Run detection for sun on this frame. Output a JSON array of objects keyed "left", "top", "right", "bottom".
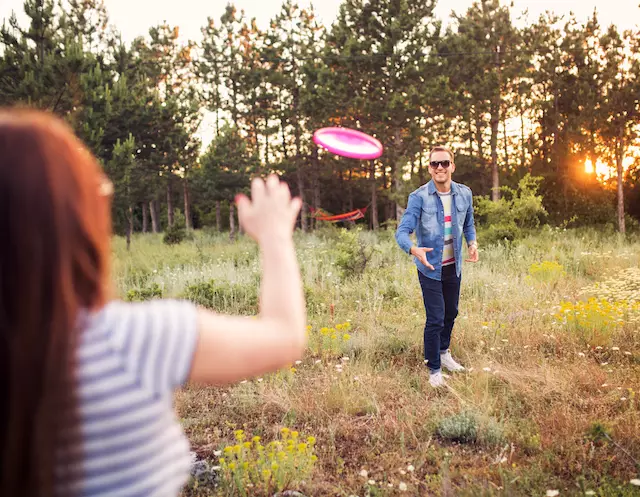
[{"left": 584, "top": 157, "right": 634, "bottom": 180}]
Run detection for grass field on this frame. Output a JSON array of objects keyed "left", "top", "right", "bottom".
[{"left": 112, "top": 226, "right": 640, "bottom": 497}]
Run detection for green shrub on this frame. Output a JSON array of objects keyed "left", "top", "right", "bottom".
[
  {"left": 126, "top": 283, "right": 163, "bottom": 302},
  {"left": 474, "top": 174, "right": 547, "bottom": 245},
  {"left": 334, "top": 227, "right": 375, "bottom": 279},
  {"left": 436, "top": 410, "right": 478, "bottom": 443},
  {"left": 183, "top": 279, "right": 258, "bottom": 315},
  {"left": 163, "top": 209, "right": 187, "bottom": 245},
  {"left": 436, "top": 410, "right": 505, "bottom": 446},
  {"left": 477, "top": 222, "right": 519, "bottom": 246},
  {"left": 218, "top": 428, "right": 317, "bottom": 497},
  {"left": 527, "top": 261, "right": 567, "bottom": 284},
  {"left": 307, "top": 322, "right": 352, "bottom": 359}
]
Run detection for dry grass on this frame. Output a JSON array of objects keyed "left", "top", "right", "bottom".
[{"left": 114, "top": 227, "right": 640, "bottom": 496}]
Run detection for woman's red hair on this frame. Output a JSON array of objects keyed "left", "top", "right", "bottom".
[{"left": 0, "top": 109, "right": 112, "bottom": 497}]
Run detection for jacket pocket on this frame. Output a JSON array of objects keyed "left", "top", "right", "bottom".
[{"left": 455, "top": 199, "right": 467, "bottom": 226}]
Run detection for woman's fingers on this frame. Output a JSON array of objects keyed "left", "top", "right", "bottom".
[{"left": 251, "top": 176, "right": 266, "bottom": 202}]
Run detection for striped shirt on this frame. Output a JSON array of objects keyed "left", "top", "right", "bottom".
[
  {"left": 56, "top": 299, "right": 199, "bottom": 497},
  {"left": 438, "top": 191, "right": 455, "bottom": 266}
]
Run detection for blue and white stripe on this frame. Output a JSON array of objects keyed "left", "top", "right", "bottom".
[{"left": 57, "top": 300, "right": 199, "bottom": 497}]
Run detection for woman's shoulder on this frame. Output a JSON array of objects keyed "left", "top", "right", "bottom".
[
  {"left": 86, "top": 298, "right": 197, "bottom": 327},
  {"left": 79, "top": 298, "right": 199, "bottom": 393}
]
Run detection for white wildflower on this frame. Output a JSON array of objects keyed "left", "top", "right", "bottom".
[
  {"left": 546, "top": 491, "right": 559, "bottom": 497},
  {"left": 398, "top": 482, "right": 408, "bottom": 491}
]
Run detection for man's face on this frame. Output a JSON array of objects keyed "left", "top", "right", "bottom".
[{"left": 429, "top": 150, "right": 455, "bottom": 184}]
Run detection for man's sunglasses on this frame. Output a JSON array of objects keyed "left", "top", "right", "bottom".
[{"left": 429, "top": 160, "right": 451, "bottom": 169}]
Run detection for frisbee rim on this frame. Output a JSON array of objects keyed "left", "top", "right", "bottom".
[{"left": 313, "top": 127, "right": 383, "bottom": 160}]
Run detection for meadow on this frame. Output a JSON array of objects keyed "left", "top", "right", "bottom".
[{"left": 112, "top": 226, "right": 640, "bottom": 497}]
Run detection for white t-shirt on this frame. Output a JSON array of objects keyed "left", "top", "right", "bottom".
[{"left": 437, "top": 191, "right": 455, "bottom": 266}]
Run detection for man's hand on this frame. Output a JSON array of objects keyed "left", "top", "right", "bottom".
[
  {"left": 465, "top": 242, "right": 479, "bottom": 263},
  {"left": 410, "top": 246, "right": 434, "bottom": 270}
]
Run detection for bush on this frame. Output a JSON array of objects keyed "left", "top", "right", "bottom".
[
  {"left": 125, "top": 283, "right": 163, "bottom": 302},
  {"left": 307, "top": 322, "right": 352, "bottom": 359},
  {"left": 436, "top": 410, "right": 478, "bottom": 443},
  {"left": 436, "top": 410, "right": 505, "bottom": 447},
  {"left": 163, "top": 209, "right": 187, "bottom": 245},
  {"left": 477, "top": 222, "right": 519, "bottom": 246},
  {"left": 474, "top": 174, "right": 547, "bottom": 245},
  {"left": 183, "top": 279, "right": 258, "bottom": 315},
  {"left": 553, "top": 298, "right": 640, "bottom": 347},
  {"left": 334, "top": 227, "right": 375, "bottom": 279},
  {"left": 527, "top": 261, "right": 567, "bottom": 284},
  {"left": 217, "top": 428, "right": 317, "bottom": 497}
]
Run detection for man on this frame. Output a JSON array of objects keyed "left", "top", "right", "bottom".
[{"left": 395, "top": 146, "right": 478, "bottom": 388}]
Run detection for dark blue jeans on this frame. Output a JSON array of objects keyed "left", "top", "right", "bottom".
[{"left": 418, "top": 265, "right": 461, "bottom": 372}]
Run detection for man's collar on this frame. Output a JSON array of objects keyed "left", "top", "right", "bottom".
[{"left": 427, "top": 180, "right": 457, "bottom": 195}]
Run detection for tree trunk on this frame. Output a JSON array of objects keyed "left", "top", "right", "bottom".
[
  {"left": 348, "top": 167, "right": 354, "bottom": 211},
  {"left": 126, "top": 205, "right": 133, "bottom": 251},
  {"left": 294, "top": 107, "right": 307, "bottom": 232},
  {"left": 215, "top": 200, "right": 222, "bottom": 232},
  {"left": 491, "top": 47, "right": 502, "bottom": 201},
  {"left": 503, "top": 116, "right": 509, "bottom": 173},
  {"left": 229, "top": 201, "right": 236, "bottom": 241},
  {"left": 312, "top": 147, "right": 320, "bottom": 230},
  {"left": 551, "top": 83, "right": 561, "bottom": 182},
  {"left": 142, "top": 202, "right": 149, "bottom": 233},
  {"left": 520, "top": 104, "right": 526, "bottom": 169},
  {"left": 183, "top": 178, "right": 192, "bottom": 230},
  {"left": 475, "top": 108, "right": 485, "bottom": 165},
  {"left": 468, "top": 108, "right": 474, "bottom": 156},
  {"left": 264, "top": 119, "right": 270, "bottom": 168},
  {"left": 490, "top": 99, "right": 500, "bottom": 201},
  {"left": 167, "top": 180, "right": 174, "bottom": 227},
  {"left": 370, "top": 160, "right": 379, "bottom": 230},
  {"left": 394, "top": 131, "right": 403, "bottom": 222},
  {"left": 150, "top": 200, "right": 159, "bottom": 233},
  {"left": 419, "top": 152, "right": 425, "bottom": 184},
  {"left": 617, "top": 135, "right": 626, "bottom": 234}
]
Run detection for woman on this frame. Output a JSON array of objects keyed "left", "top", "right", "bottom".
[{"left": 0, "top": 110, "right": 307, "bottom": 497}]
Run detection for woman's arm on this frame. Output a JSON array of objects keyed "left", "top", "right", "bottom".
[{"left": 188, "top": 175, "right": 306, "bottom": 386}]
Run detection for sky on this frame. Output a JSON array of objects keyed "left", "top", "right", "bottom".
[{"left": 1, "top": 0, "right": 639, "bottom": 43}]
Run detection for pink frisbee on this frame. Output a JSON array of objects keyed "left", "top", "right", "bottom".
[{"left": 313, "top": 127, "right": 383, "bottom": 160}]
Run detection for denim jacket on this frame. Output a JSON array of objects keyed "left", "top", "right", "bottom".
[{"left": 395, "top": 180, "right": 477, "bottom": 281}]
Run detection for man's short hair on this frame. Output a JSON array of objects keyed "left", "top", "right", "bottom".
[{"left": 429, "top": 146, "right": 454, "bottom": 163}]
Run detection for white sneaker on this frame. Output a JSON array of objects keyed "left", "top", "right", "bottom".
[
  {"left": 429, "top": 370, "right": 446, "bottom": 388},
  {"left": 440, "top": 350, "right": 465, "bottom": 372}
]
